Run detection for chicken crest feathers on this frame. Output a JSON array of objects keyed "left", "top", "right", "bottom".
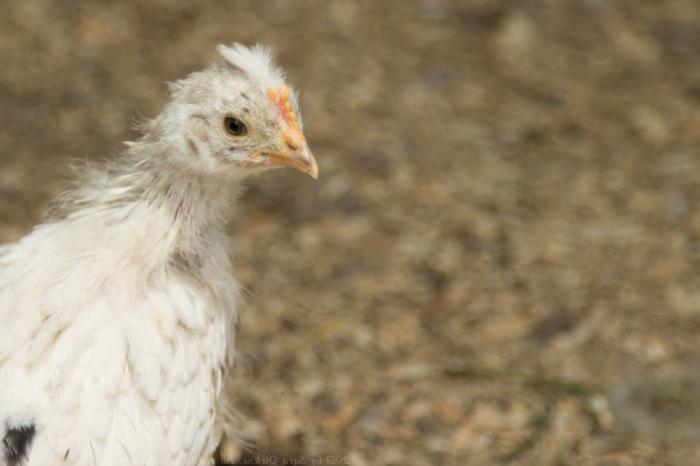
[{"left": 216, "top": 43, "right": 286, "bottom": 92}]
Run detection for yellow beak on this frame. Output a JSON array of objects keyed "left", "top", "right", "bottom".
[{"left": 269, "top": 127, "right": 319, "bottom": 179}]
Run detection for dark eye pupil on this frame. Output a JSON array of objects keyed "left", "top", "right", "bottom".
[{"left": 224, "top": 117, "right": 247, "bottom": 136}]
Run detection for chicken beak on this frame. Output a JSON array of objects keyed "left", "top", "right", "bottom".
[{"left": 270, "top": 127, "right": 319, "bottom": 179}]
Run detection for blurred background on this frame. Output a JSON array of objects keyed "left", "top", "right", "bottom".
[{"left": 1, "top": 0, "right": 700, "bottom": 464}]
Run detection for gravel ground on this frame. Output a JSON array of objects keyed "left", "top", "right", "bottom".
[{"left": 2, "top": 1, "right": 700, "bottom": 465}]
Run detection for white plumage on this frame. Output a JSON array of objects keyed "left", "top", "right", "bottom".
[{"left": 0, "top": 43, "right": 317, "bottom": 466}]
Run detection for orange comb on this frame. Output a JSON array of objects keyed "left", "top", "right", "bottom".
[{"left": 267, "top": 86, "right": 299, "bottom": 130}]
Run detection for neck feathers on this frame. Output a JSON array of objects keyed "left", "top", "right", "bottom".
[{"left": 48, "top": 141, "right": 242, "bottom": 260}]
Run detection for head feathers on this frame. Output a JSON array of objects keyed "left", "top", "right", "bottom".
[{"left": 216, "top": 43, "right": 286, "bottom": 92}]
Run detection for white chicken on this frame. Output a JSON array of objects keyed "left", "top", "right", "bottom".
[{"left": 0, "top": 43, "right": 317, "bottom": 466}]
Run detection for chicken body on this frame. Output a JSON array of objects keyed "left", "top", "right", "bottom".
[
  {"left": 0, "top": 43, "right": 316, "bottom": 466},
  {"left": 0, "top": 177, "right": 237, "bottom": 465}
]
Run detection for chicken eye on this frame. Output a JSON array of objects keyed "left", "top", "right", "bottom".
[{"left": 223, "top": 117, "right": 248, "bottom": 136}]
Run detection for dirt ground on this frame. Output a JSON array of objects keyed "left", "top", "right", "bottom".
[{"left": 2, "top": 0, "right": 700, "bottom": 465}]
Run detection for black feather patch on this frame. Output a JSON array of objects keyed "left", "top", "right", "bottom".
[{"left": 3, "top": 423, "right": 35, "bottom": 466}]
